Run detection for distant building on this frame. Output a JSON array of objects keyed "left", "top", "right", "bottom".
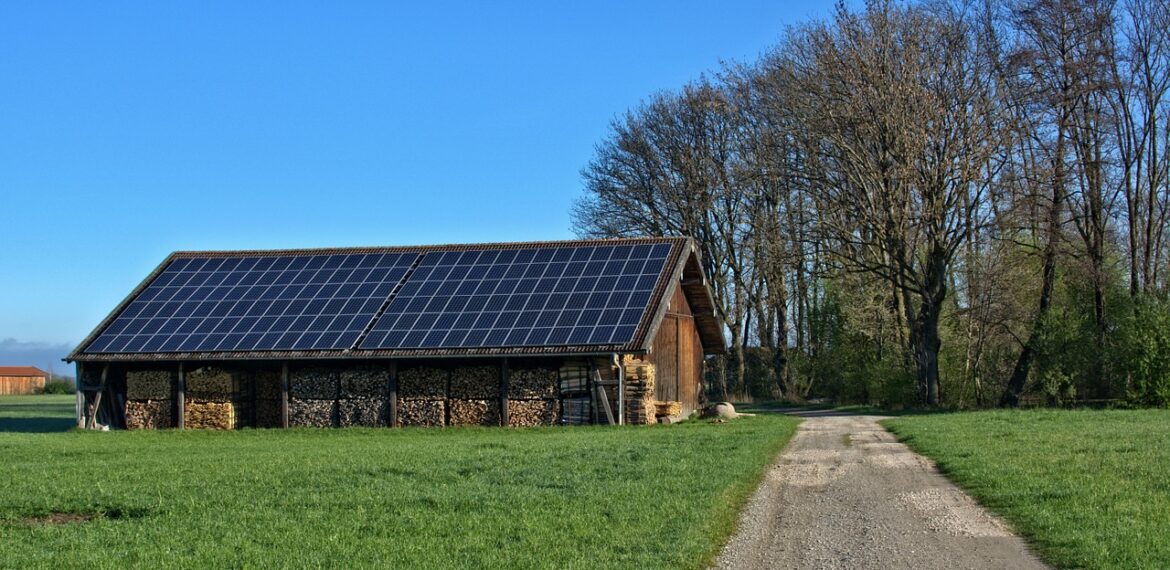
[{"left": 0, "top": 366, "right": 48, "bottom": 395}]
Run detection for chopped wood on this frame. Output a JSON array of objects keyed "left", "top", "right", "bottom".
[
  {"left": 125, "top": 370, "right": 175, "bottom": 400},
  {"left": 655, "top": 401, "right": 682, "bottom": 417},
  {"left": 340, "top": 367, "right": 388, "bottom": 399},
  {"left": 184, "top": 400, "right": 235, "bottom": 430},
  {"left": 186, "top": 367, "right": 237, "bottom": 402},
  {"left": 125, "top": 400, "right": 172, "bottom": 430},
  {"left": 507, "top": 399, "right": 558, "bottom": 427},
  {"left": 290, "top": 367, "right": 339, "bottom": 399},
  {"left": 398, "top": 367, "right": 448, "bottom": 400},
  {"left": 255, "top": 399, "right": 282, "bottom": 428},
  {"left": 449, "top": 399, "right": 500, "bottom": 426},
  {"left": 338, "top": 397, "right": 387, "bottom": 427},
  {"left": 254, "top": 370, "right": 282, "bottom": 399},
  {"left": 448, "top": 366, "right": 497, "bottom": 399},
  {"left": 289, "top": 398, "right": 336, "bottom": 428},
  {"left": 625, "top": 399, "right": 658, "bottom": 425},
  {"left": 397, "top": 399, "right": 446, "bottom": 427},
  {"left": 509, "top": 367, "right": 558, "bottom": 399}
]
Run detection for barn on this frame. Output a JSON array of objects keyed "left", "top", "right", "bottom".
[
  {"left": 66, "top": 237, "right": 725, "bottom": 430},
  {"left": 0, "top": 366, "right": 48, "bottom": 395}
]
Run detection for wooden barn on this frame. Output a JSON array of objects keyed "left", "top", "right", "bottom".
[
  {"left": 0, "top": 366, "right": 48, "bottom": 395},
  {"left": 66, "top": 237, "right": 725, "bottom": 430}
]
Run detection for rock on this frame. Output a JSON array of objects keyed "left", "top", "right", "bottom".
[{"left": 702, "top": 401, "right": 738, "bottom": 419}]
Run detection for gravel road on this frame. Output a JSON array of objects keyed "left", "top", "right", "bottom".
[{"left": 712, "top": 411, "right": 1048, "bottom": 570}]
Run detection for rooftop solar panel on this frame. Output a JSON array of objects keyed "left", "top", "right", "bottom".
[
  {"left": 358, "top": 242, "right": 673, "bottom": 350},
  {"left": 85, "top": 252, "right": 420, "bottom": 354}
]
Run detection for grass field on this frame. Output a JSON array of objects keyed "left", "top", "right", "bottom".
[
  {"left": 0, "top": 394, "right": 76, "bottom": 432},
  {"left": 884, "top": 409, "right": 1170, "bottom": 570},
  {"left": 0, "top": 396, "right": 798, "bottom": 569}
]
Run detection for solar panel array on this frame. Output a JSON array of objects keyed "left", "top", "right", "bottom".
[
  {"left": 85, "top": 253, "right": 417, "bottom": 353},
  {"left": 84, "top": 242, "right": 677, "bottom": 354},
  {"left": 360, "top": 243, "right": 673, "bottom": 350}
]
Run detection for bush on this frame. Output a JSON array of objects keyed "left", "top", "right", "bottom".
[
  {"left": 1118, "top": 296, "right": 1170, "bottom": 408},
  {"left": 42, "top": 379, "right": 76, "bottom": 395}
]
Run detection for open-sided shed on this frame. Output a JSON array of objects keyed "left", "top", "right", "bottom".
[{"left": 67, "top": 237, "right": 724, "bottom": 429}]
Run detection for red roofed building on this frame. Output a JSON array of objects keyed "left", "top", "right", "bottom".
[{"left": 0, "top": 366, "right": 48, "bottom": 395}]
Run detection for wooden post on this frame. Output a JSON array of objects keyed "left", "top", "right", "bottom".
[
  {"left": 499, "top": 358, "right": 509, "bottom": 427},
  {"left": 176, "top": 362, "right": 185, "bottom": 429},
  {"left": 280, "top": 362, "right": 290, "bottom": 429},
  {"left": 75, "top": 362, "right": 85, "bottom": 429},
  {"left": 614, "top": 353, "right": 625, "bottom": 426},
  {"left": 388, "top": 360, "right": 398, "bottom": 428}
]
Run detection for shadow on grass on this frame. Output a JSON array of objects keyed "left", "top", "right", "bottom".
[
  {"left": 0, "top": 417, "right": 75, "bottom": 433},
  {"left": 735, "top": 401, "right": 958, "bottom": 418}
]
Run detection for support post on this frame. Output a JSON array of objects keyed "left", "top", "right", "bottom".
[
  {"left": 280, "top": 362, "right": 290, "bottom": 429},
  {"left": 388, "top": 360, "right": 398, "bottom": 428},
  {"left": 499, "top": 357, "right": 509, "bottom": 427},
  {"left": 75, "top": 362, "right": 85, "bottom": 429},
  {"left": 176, "top": 362, "right": 185, "bottom": 429},
  {"left": 614, "top": 353, "right": 625, "bottom": 426}
]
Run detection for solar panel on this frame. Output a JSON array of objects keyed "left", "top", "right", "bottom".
[
  {"left": 359, "top": 242, "right": 674, "bottom": 350},
  {"left": 85, "top": 252, "right": 420, "bottom": 353}
]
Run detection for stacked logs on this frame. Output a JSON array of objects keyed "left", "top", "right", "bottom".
[
  {"left": 184, "top": 367, "right": 238, "bottom": 430},
  {"left": 448, "top": 366, "right": 496, "bottom": 427},
  {"left": 124, "top": 370, "right": 175, "bottom": 429},
  {"left": 398, "top": 367, "right": 447, "bottom": 427},
  {"left": 338, "top": 367, "right": 388, "bottom": 427},
  {"left": 449, "top": 398, "right": 500, "bottom": 426},
  {"left": 622, "top": 355, "right": 657, "bottom": 425},
  {"left": 655, "top": 401, "right": 682, "bottom": 418},
  {"left": 290, "top": 367, "right": 338, "bottom": 427},
  {"left": 507, "top": 366, "right": 559, "bottom": 427},
  {"left": 508, "top": 399, "right": 558, "bottom": 427}
]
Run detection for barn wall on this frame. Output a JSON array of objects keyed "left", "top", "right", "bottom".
[
  {"left": 0, "top": 376, "right": 46, "bottom": 395},
  {"left": 648, "top": 285, "right": 701, "bottom": 415}
]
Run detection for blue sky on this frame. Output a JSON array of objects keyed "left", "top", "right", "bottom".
[{"left": 0, "top": 1, "right": 837, "bottom": 364}]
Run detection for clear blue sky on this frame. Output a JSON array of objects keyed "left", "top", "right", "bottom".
[{"left": 0, "top": 1, "right": 837, "bottom": 361}]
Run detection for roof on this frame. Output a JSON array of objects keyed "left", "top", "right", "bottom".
[
  {"left": 68, "top": 237, "right": 725, "bottom": 362},
  {"left": 0, "top": 366, "right": 48, "bottom": 377}
]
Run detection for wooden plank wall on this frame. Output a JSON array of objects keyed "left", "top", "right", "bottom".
[
  {"left": 0, "top": 376, "right": 47, "bottom": 395},
  {"left": 650, "top": 286, "right": 701, "bottom": 414}
]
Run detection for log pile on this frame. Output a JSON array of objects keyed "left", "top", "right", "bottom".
[
  {"left": 448, "top": 366, "right": 496, "bottom": 399},
  {"left": 449, "top": 399, "right": 500, "bottom": 426},
  {"left": 255, "top": 398, "right": 282, "bottom": 428},
  {"left": 290, "top": 399, "right": 336, "bottom": 428},
  {"left": 338, "top": 398, "right": 387, "bottom": 427},
  {"left": 398, "top": 367, "right": 448, "bottom": 399},
  {"left": 655, "top": 401, "right": 682, "bottom": 417},
  {"left": 291, "top": 368, "right": 339, "bottom": 399},
  {"left": 125, "top": 400, "right": 172, "bottom": 430},
  {"left": 508, "top": 399, "right": 558, "bottom": 427},
  {"left": 398, "top": 399, "right": 446, "bottom": 427},
  {"left": 340, "top": 367, "right": 387, "bottom": 398},
  {"left": 185, "top": 400, "right": 235, "bottom": 430},
  {"left": 125, "top": 370, "right": 174, "bottom": 400},
  {"left": 622, "top": 355, "right": 657, "bottom": 425},
  {"left": 509, "top": 367, "right": 557, "bottom": 399},
  {"left": 186, "top": 367, "right": 237, "bottom": 401}
]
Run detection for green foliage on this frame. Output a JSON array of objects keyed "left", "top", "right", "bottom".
[
  {"left": 885, "top": 410, "right": 1170, "bottom": 569},
  {"left": 0, "top": 397, "right": 800, "bottom": 569},
  {"left": 1116, "top": 296, "right": 1170, "bottom": 407},
  {"left": 41, "top": 379, "right": 76, "bottom": 395}
]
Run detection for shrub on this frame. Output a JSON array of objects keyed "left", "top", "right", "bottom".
[{"left": 42, "top": 380, "right": 76, "bottom": 395}]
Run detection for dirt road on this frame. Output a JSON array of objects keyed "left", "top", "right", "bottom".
[{"left": 712, "top": 412, "right": 1048, "bottom": 570}]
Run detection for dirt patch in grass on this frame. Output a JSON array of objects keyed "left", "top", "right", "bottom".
[{"left": 20, "top": 507, "right": 149, "bottom": 525}]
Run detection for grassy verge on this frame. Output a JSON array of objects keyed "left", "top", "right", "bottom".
[
  {"left": 884, "top": 409, "right": 1170, "bottom": 569},
  {"left": 0, "top": 394, "right": 76, "bottom": 433},
  {"left": 0, "top": 411, "right": 798, "bottom": 569}
]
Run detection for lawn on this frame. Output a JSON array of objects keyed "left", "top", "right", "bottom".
[
  {"left": 0, "top": 394, "right": 76, "bottom": 433},
  {"left": 0, "top": 401, "right": 798, "bottom": 569},
  {"left": 884, "top": 409, "right": 1170, "bottom": 570}
]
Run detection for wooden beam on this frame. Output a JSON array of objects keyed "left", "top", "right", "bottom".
[
  {"left": 280, "top": 362, "right": 290, "bottom": 429},
  {"left": 499, "top": 358, "right": 510, "bottom": 427},
  {"left": 388, "top": 360, "right": 398, "bottom": 428},
  {"left": 176, "top": 362, "right": 185, "bottom": 429}
]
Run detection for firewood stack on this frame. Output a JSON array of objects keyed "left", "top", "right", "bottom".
[
  {"left": 398, "top": 367, "right": 448, "bottom": 427},
  {"left": 507, "top": 366, "right": 558, "bottom": 427},
  {"left": 621, "top": 355, "right": 657, "bottom": 425},
  {"left": 290, "top": 367, "right": 338, "bottom": 427},
  {"left": 655, "top": 401, "right": 682, "bottom": 418},
  {"left": 507, "top": 399, "right": 559, "bottom": 427},
  {"left": 184, "top": 367, "right": 241, "bottom": 429},
  {"left": 125, "top": 370, "right": 176, "bottom": 428},
  {"left": 448, "top": 398, "right": 500, "bottom": 426},
  {"left": 125, "top": 400, "right": 173, "bottom": 430},
  {"left": 338, "top": 367, "right": 388, "bottom": 427}
]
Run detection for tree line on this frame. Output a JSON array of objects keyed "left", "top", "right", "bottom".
[{"left": 573, "top": 0, "right": 1170, "bottom": 408}]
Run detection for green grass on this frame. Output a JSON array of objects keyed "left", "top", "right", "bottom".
[
  {"left": 884, "top": 409, "right": 1170, "bottom": 569},
  {"left": 0, "top": 394, "right": 76, "bottom": 433},
  {"left": 0, "top": 411, "right": 798, "bottom": 569}
]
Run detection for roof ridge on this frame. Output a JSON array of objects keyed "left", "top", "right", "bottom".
[{"left": 168, "top": 236, "right": 688, "bottom": 258}]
